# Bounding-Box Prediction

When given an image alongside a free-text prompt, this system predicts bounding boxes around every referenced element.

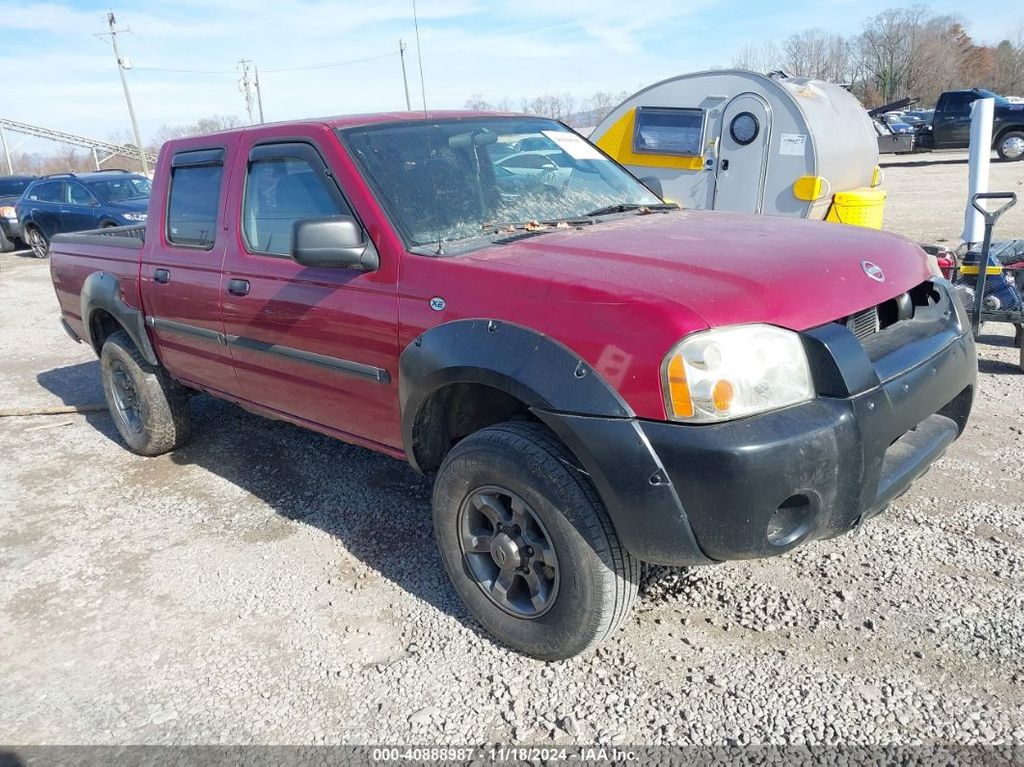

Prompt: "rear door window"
[29,181,66,203]
[166,149,225,249]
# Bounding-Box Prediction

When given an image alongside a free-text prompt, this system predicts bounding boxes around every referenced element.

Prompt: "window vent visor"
[171,148,226,168]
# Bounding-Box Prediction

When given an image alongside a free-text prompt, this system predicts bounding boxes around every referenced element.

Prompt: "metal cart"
[959,192,1024,372]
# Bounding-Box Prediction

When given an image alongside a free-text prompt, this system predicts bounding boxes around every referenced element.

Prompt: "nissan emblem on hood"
[861,261,885,282]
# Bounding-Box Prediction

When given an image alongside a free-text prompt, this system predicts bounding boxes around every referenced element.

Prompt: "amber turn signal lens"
[666,355,693,418]
[712,379,734,412]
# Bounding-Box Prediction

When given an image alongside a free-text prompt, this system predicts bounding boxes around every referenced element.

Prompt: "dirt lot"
[1,152,1022,747]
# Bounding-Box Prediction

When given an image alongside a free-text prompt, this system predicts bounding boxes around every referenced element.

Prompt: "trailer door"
[714,93,771,214]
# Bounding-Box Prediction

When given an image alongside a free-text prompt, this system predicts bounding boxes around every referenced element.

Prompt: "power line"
[131,66,234,74]
[261,51,398,73]
[132,51,398,77]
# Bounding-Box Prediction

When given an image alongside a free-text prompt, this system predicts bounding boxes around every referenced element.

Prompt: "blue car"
[17,170,151,258]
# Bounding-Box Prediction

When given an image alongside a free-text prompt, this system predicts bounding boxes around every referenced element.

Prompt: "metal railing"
[0,117,158,174]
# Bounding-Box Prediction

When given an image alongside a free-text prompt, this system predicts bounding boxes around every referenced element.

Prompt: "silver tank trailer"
[590,70,884,226]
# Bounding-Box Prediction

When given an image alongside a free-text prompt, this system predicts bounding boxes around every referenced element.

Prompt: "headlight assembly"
[121,212,148,222]
[662,324,814,423]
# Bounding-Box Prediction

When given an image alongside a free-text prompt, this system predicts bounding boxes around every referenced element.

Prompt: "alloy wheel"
[109,360,145,434]
[458,485,560,619]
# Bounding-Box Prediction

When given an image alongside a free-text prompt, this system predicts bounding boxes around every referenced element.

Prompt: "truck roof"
[172,111,513,142]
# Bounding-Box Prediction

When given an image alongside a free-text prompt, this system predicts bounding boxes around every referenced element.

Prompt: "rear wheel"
[100,330,192,456]
[26,226,48,259]
[432,421,639,660]
[996,131,1024,161]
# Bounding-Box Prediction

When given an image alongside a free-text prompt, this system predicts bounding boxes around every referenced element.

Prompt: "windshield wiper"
[583,202,679,218]
[483,218,591,232]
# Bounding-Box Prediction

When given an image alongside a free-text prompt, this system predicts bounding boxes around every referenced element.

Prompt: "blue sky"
[2,0,1018,150]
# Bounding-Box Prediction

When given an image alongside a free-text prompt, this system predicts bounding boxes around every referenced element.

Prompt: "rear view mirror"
[293,217,379,271]
[638,176,664,199]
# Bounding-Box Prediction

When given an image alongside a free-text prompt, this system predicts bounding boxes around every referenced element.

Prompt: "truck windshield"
[340,117,661,248]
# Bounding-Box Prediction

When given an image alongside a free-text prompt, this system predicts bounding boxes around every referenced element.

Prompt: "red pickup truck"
[49,112,976,659]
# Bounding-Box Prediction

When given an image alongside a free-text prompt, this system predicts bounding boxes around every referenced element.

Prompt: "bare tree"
[733,40,781,73]
[994,26,1024,96]
[521,93,577,121]
[151,115,245,149]
[464,94,494,111]
[784,30,829,78]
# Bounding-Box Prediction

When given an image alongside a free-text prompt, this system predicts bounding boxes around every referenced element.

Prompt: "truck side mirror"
[292,216,379,271]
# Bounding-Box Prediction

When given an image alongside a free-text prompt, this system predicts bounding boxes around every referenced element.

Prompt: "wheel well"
[88,308,126,355]
[994,126,1024,143]
[410,382,536,472]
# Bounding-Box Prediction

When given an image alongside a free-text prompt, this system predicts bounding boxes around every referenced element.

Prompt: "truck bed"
[50,225,147,343]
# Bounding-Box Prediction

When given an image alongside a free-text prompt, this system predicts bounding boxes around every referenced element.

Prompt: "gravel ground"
[1,152,1022,746]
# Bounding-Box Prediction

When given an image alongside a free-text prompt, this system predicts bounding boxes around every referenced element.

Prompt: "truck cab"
[48,112,977,659]
[930,89,1024,160]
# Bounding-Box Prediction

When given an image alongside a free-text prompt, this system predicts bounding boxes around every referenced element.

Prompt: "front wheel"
[432,421,639,660]
[996,131,1024,162]
[100,330,192,456]
[26,226,48,259]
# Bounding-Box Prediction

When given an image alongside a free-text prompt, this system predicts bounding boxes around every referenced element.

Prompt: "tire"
[26,226,48,259]
[996,131,1024,162]
[100,330,192,456]
[432,421,639,660]
[0,227,12,253]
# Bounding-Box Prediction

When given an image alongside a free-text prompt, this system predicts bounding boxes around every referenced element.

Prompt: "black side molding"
[145,316,390,384]
[228,335,391,384]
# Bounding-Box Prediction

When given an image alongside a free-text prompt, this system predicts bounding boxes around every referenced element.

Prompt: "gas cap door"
[713,93,772,214]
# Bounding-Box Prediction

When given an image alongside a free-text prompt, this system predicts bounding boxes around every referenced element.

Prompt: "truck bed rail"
[52,225,145,250]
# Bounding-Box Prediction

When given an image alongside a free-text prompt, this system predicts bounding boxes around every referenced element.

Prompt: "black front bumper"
[538,280,976,566]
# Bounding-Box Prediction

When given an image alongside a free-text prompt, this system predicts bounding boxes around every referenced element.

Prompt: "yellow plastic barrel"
[825,187,886,229]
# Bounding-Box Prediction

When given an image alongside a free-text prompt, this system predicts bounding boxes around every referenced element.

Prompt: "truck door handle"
[721,159,730,171]
[227,278,250,296]
[153,268,171,284]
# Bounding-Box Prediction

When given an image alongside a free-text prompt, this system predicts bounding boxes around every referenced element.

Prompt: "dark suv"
[17,170,151,258]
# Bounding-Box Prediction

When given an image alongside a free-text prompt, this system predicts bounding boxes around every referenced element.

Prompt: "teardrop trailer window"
[633,107,706,156]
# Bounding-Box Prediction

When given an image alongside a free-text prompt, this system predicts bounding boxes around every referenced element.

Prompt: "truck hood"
[464,209,933,331]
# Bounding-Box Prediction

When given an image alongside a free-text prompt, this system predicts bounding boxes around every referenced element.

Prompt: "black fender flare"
[399,319,633,471]
[80,271,159,366]
[399,318,711,566]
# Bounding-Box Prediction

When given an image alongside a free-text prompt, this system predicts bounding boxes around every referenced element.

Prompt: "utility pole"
[253,64,265,124]
[399,40,412,111]
[238,59,255,125]
[99,12,148,175]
